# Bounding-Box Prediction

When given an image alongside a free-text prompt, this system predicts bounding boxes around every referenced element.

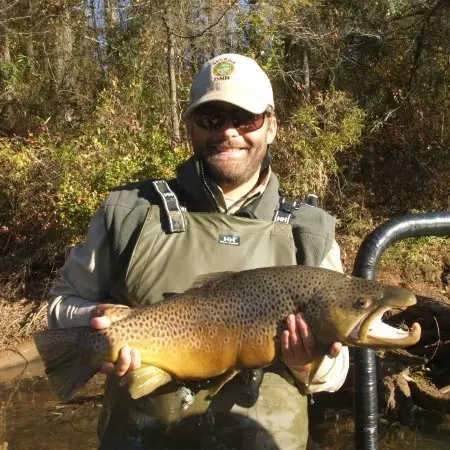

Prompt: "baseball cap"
[184,54,274,117]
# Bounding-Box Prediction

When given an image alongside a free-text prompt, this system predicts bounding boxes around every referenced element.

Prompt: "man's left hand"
[281,313,342,375]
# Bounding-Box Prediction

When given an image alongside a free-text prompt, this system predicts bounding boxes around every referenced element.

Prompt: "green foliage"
[381,237,450,284]
[56,129,189,234]
[382,236,448,265]
[1,0,449,293]
[0,123,190,289]
[337,200,374,237]
[272,90,365,197]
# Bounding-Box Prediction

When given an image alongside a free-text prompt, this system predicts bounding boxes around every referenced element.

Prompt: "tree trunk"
[0,0,10,63]
[105,0,119,29]
[54,9,73,86]
[26,0,35,64]
[167,27,180,143]
[303,48,310,102]
[0,31,10,63]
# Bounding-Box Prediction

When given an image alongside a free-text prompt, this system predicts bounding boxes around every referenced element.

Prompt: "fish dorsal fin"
[188,271,236,290]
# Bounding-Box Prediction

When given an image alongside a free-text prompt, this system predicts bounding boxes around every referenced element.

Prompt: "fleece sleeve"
[47,203,112,329]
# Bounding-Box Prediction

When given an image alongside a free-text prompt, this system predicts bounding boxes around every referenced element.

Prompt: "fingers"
[280,315,296,359]
[129,347,142,372]
[90,315,112,330]
[328,342,342,358]
[281,313,315,368]
[89,304,139,377]
[286,313,298,346]
[100,345,142,376]
[114,345,132,376]
[100,362,115,375]
[90,304,115,330]
[281,329,290,355]
[90,303,131,328]
[295,313,314,359]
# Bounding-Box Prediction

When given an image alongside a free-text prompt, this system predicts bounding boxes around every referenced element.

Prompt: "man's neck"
[220,170,261,201]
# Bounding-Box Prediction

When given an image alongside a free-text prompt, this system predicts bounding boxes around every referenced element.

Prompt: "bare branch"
[166,1,238,39]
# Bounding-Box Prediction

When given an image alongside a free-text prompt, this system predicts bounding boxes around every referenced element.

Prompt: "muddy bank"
[374,291,450,424]
[0,340,41,384]
[0,297,47,351]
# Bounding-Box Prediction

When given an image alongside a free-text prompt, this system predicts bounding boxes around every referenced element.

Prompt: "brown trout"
[34,266,421,402]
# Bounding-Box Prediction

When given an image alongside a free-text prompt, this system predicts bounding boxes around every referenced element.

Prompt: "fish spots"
[45,264,416,401]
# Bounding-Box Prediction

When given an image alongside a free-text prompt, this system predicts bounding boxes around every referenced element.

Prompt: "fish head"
[303,275,421,349]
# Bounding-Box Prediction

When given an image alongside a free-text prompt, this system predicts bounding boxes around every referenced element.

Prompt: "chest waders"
[99,180,331,450]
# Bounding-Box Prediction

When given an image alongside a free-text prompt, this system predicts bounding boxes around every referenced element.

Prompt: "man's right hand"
[90,303,142,376]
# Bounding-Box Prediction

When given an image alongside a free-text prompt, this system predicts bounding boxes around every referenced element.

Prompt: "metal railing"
[352,212,450,449]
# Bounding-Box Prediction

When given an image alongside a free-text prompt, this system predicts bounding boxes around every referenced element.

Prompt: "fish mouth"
[350,307,421,348]
[349,288,421,348]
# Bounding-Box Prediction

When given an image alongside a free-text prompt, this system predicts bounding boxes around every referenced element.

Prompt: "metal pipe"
[352,211,450,449]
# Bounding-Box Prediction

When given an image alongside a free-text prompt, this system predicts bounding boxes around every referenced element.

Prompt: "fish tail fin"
[33,327,100,402]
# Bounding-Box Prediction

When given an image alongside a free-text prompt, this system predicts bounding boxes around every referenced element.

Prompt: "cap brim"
[184,90,268,118]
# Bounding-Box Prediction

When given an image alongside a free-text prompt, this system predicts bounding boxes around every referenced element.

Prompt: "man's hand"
[281,313,342,376]
[90,303,142,377]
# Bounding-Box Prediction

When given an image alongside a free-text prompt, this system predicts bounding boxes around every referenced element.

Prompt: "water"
[1,365,450,449]
[308,405,450,449]
[0,362,100,450]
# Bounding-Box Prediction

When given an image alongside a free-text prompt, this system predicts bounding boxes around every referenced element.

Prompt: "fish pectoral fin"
[287,356,326,388]
[119,365,172,399]
[308,356,325,385]
[208,369,241,397]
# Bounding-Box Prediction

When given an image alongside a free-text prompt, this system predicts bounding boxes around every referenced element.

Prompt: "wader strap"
[305,194,319,207]
[273,197,301,224]
[152,180,186,233]
[273,194,319,224]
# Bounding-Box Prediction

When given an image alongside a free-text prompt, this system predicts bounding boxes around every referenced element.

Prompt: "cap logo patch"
[212,60,234,80]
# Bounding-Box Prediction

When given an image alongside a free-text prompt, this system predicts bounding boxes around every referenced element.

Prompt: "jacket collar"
[176,156,219,212]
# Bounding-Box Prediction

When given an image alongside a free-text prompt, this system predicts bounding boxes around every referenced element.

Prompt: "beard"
[194,140,268,190]
[202,154,262,189]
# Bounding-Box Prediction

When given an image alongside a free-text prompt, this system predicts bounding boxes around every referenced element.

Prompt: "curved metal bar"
[352,211,450,449]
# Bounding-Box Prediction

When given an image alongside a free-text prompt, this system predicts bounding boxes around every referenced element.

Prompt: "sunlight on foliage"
[272,90,365,198]
[55,131,190,234]
[1,130,190,238]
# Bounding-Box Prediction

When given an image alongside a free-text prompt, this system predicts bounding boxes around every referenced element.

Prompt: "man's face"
[187,102,277,190]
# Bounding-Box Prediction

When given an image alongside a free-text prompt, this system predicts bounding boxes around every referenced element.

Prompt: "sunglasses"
[193,106,267,134]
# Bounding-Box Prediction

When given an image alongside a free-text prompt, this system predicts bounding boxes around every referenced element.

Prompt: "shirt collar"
[212,166,272,214]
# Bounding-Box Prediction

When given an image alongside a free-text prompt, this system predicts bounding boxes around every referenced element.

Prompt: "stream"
[1,363,449,449]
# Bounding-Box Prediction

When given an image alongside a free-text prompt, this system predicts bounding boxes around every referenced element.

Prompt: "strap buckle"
[152,180,186,233]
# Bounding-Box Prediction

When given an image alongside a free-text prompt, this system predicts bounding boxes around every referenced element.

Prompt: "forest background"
[0,0,449,303]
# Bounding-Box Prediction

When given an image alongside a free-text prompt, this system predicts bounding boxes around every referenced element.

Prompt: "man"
[48,53,349,449]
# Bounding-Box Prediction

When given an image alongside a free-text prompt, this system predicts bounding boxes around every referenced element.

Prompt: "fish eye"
[353,297,370,310]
